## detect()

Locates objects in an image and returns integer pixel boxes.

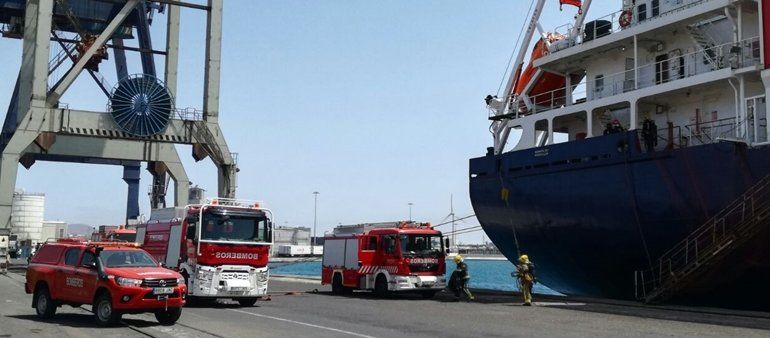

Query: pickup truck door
[56,248,82,302]
[75,251,99,303]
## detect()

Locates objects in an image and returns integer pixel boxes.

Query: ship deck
[1,269,768,337]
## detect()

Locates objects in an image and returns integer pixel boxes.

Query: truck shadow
[5,313,157,329]
[7,314,99,328]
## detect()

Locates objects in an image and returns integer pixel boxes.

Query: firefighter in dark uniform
[451,255,474,301]
[641,117,658,152]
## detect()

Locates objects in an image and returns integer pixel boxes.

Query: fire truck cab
[136,198,273,306]
[322,222,447,298]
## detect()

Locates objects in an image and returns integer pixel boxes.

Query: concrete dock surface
[1,270,769,338]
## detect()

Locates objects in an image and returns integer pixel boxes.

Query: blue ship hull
[469,131,770,302]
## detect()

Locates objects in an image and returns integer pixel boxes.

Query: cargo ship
[470,0,770,307]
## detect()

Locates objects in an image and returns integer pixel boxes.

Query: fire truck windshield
[100,250,158,268]
[399,234,443,257]
[200,213,269,243]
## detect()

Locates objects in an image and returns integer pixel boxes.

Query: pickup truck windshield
[201,213,269,243]
[400,234,443,257]
[101,250,157,268]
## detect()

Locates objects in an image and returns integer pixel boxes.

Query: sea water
[270,259,560,295]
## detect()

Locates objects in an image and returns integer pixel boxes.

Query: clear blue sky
[0,1,616,243]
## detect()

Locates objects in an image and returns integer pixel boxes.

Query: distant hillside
[67,223,94,236]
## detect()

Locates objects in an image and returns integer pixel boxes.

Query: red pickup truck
[25,241,187,326]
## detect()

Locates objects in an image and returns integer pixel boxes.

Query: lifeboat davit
[514,36,568,108]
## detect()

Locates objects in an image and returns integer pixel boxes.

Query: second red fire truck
[136,198,273,306]
[321,221,447,298]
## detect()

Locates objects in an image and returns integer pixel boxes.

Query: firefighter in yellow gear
[450,255,474,301]
[514,254,535,306]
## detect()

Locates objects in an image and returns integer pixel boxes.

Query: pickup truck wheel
[94,294,122,326]
[374,275,389,298]
[34,287,56,319]
[154,307,182,325]
[331,273,344,294]
[237,298,258,307]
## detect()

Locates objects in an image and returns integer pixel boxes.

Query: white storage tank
[11,191,45,244]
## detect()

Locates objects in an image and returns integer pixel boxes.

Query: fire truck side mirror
[444,238,450,252]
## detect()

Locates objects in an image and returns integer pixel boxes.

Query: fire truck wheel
[420,290,438,299]
[331,273,344,294]
[154,307,182,325]
[34,285,56,319]
[237,298,258,307]
[94,293,122,326]
[374,274,389,297]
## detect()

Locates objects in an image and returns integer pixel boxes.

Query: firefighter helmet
[453,255,463,263]
[519,254,529,263]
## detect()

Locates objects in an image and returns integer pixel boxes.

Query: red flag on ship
[559,0,582,10]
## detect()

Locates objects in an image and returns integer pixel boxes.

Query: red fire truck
[321,221,447,298]
[136,198,273,306]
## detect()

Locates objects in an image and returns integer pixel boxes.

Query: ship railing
[515,83,586,116]
[683,117,739,146]
[551,0,712,54]
[652,124,684,151]
[635,171,770,302]
[515,37,760,117]
[594,37,760,100]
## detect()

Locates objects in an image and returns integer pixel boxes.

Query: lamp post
[408,202,413,221]
[312,191,319,255]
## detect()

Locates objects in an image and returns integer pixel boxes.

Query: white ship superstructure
[489,0,768,154]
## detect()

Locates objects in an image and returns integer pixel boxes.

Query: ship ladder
[634,172,770,303]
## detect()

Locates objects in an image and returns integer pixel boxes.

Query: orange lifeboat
[513,35,568,109]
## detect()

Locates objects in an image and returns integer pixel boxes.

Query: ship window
[651,0,659,17]
[594,75,604,96]
[655,54,669,84]
[638,4,647,21]
[535,119,550,146]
